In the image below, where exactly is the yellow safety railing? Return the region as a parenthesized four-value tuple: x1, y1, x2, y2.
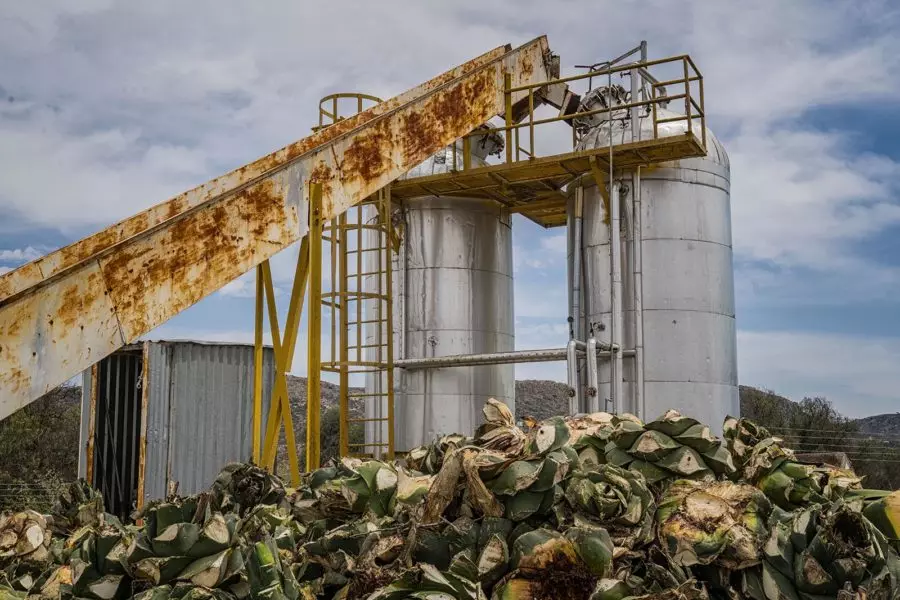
(448, 54, 706, 170)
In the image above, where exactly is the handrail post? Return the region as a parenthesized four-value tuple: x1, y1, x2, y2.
(683, 58, 692, 135)
(504, 72, 513, 164)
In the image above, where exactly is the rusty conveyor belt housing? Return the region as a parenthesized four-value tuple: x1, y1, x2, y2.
(0, 36, 557, 420)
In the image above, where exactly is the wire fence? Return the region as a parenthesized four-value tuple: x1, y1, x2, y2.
(0, 481, 67, 512)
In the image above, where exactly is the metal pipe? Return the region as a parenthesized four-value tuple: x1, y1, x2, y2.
(570, 186, 585, 413)
(631, 57, 642, 142)
(621, 182, 634, 414)
(566, 339, 580, 415)
(396, 347, 629, 370)
(586, 333, 599, 413)
(572, 186, 584, 343)
(633, 168, 646, 421)
(610, 181, 624, 414)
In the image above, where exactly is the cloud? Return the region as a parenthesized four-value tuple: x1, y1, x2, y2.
(4, 0, 900, 418)
(738, 329, 900, 418)
(0, 247, 44, 263)
(730, 127, 900, 270)
(0, 105, 209, 230)
(218, 275, 256, 299)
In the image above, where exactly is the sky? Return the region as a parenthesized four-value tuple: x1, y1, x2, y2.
(1, 1, 900, 418)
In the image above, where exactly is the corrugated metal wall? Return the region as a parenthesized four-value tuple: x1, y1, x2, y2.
(142, 342, 172, 502)
(164, 342, 275, 495)
(80, 340, 276, 511)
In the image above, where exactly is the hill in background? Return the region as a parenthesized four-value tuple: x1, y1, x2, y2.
(2, 377, 900, 509)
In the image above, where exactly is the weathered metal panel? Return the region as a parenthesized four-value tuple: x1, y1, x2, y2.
(0, 36, 555, 420)
(141, 341, 171, 504)
(164, 341, 275, 495)
(0, 262, 123, 417)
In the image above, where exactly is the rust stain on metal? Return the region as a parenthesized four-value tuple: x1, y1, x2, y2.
(342, 119, 391, 185)
(400, 68, 497, 167)
(57, 267, 108, 332)
(520, 52, 535, 79)
(101, 178, 296, 342)
(0, 44, 516, 305)
(309, 162, 335, 200)
(1, 259, 122, 420)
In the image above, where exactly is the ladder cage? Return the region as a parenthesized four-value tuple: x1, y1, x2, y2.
(316, 93, 396, 460)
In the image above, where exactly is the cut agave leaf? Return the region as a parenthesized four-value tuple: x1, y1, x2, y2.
(674, 424, 719, 453)
(510, 530, 581, 575)
(656, 446, 710, 477)
(645, 410, 699, 437)
(609, 421, 645, 450)
(529, 417, 571, 456)
(504, 492, 545, 522)
(476, 534, 508, 588)
(151, 523, 201, 557)
(489, 461, 541, 496)
(629, 430, 680, 461)
(565, 527, 613, 577)
(702, 445, 737, 477)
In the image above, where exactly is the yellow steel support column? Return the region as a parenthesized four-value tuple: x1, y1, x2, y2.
(258, 236, 309, 479)
(504, 72, 513, 164)
(338, 211, 350, 458)
(306, 182, 324, 471)
(252, 265, 264, 464)
(259, 262, 302, 485)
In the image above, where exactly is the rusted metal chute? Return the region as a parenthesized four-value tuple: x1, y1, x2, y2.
(0, 36, 558, 423)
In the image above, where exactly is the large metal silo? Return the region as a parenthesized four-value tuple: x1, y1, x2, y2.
(571, 87, 737, 428)
(365, 132, 515, 451)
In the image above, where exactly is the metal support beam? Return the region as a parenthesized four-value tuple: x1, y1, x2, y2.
(252, 266, 264, 463)
(0, 36, 555, 420)
(259, 261, 301, 486)
(338, 212, 350, 458)
(258, 235, 309, 481)
(306, 183, 324, 471)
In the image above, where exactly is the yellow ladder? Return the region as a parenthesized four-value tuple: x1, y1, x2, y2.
(315, 94, 396, 461)
(321, 189, 395, 459)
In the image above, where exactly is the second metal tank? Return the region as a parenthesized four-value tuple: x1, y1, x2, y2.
(569, 85, 738, 429)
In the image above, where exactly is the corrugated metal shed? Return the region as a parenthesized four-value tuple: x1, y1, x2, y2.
(79, 340, 275, 517)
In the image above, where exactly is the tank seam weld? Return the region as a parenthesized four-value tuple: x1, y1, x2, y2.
(583, 238, 732, 250)
(403, 266, 513, 277)
(403, 328, 516, 336)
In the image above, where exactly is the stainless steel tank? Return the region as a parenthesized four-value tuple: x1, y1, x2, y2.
(571, 87, 737, 428)
(365, 132, 515, 451)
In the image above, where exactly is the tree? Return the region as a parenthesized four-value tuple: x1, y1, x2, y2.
(0, 385, 81, 510)
(740, 387, 900, 490)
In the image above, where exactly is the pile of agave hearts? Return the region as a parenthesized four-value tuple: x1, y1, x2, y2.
(3, 400, 900, 600)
